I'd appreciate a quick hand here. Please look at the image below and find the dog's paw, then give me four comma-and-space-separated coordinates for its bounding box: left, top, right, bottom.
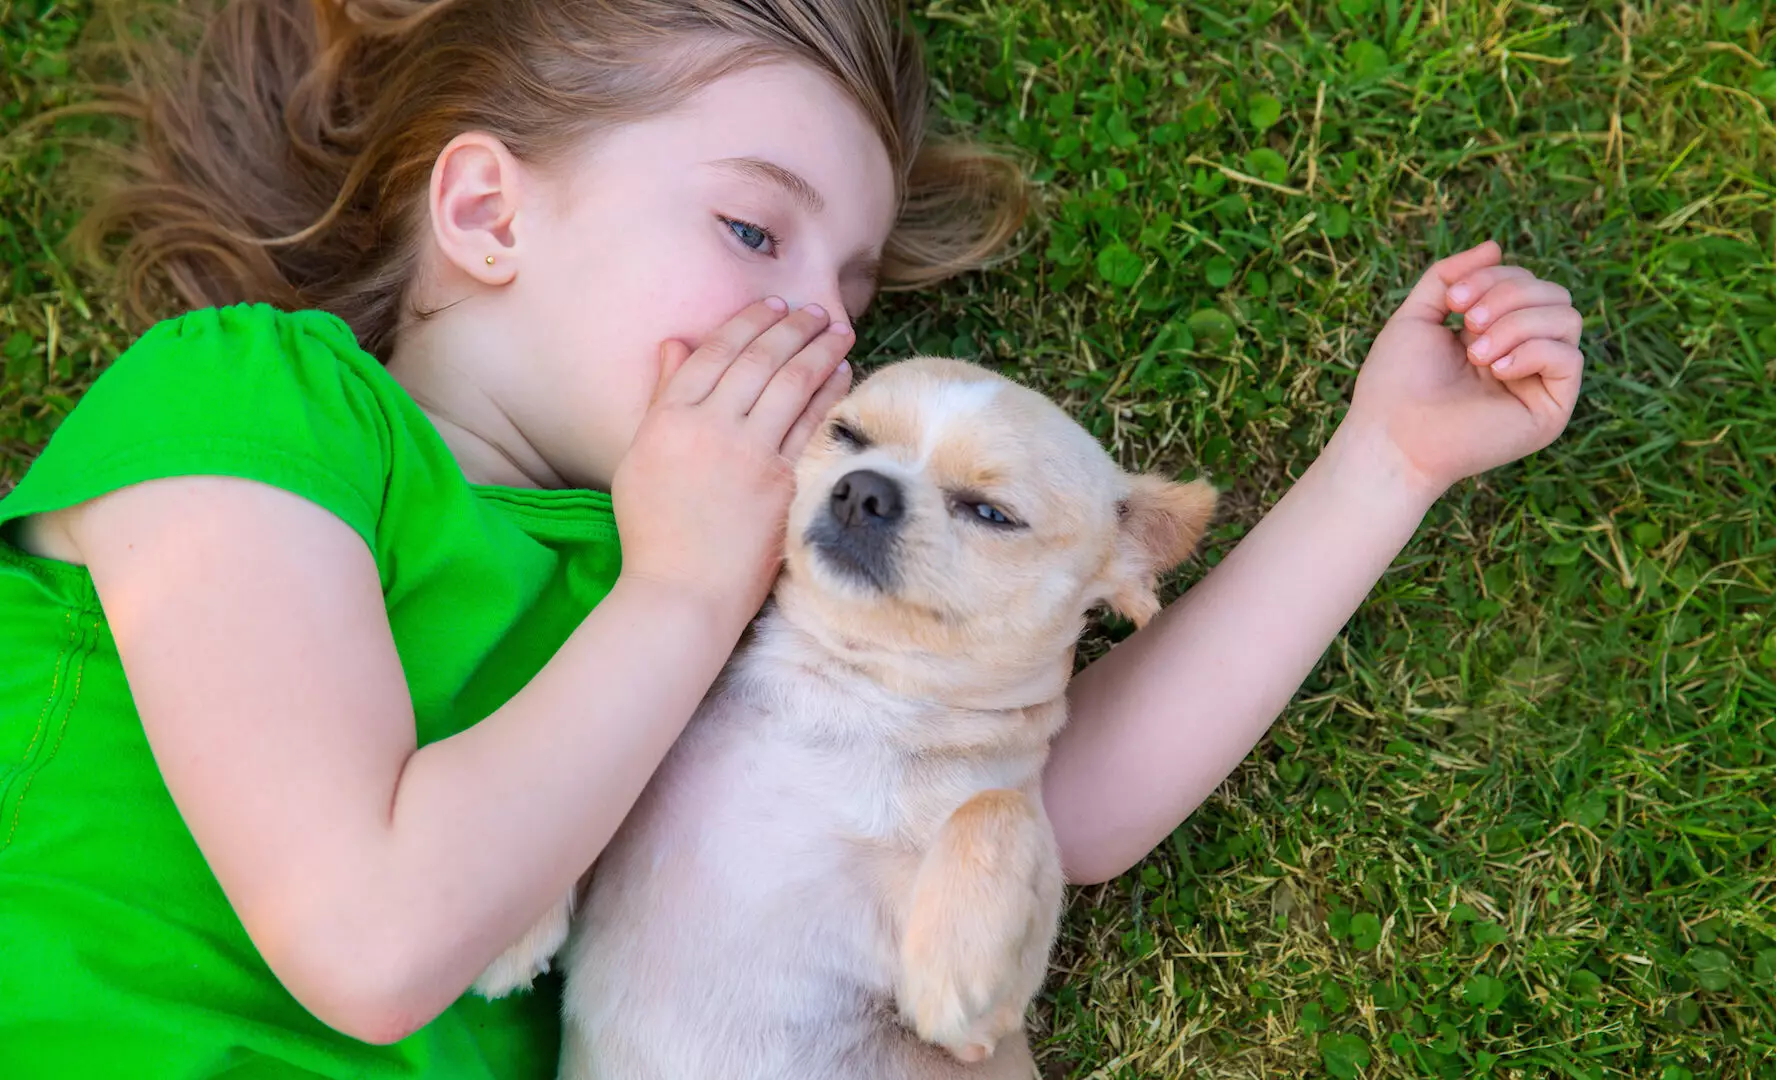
901, 965, 1025, 1063
470, 892, 574, 1000
897, 789, 1054, 1062
471, 947, 550, 1000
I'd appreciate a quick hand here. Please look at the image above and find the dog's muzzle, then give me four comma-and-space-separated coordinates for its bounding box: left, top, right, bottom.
804, 469, 904, 591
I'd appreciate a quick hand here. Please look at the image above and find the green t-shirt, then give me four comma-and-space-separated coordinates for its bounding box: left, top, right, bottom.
0, 305, 623, 1078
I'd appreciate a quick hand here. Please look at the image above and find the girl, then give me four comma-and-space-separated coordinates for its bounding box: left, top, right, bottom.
0, 0, 1584, 1076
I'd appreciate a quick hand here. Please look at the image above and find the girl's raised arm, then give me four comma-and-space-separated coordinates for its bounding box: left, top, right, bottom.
1047, 242, 1586, 884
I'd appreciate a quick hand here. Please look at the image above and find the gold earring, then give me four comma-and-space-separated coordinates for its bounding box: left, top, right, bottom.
485, 255, 496, 266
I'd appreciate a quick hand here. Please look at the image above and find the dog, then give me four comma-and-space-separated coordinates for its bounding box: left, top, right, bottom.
477, 356, 1218, 1078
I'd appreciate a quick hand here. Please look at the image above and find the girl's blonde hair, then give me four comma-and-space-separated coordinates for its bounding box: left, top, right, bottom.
79, 0, 1028, 358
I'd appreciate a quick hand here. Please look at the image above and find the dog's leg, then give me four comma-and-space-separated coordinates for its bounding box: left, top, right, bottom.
471, 889, 575, 999
896, 789, 1063, 1064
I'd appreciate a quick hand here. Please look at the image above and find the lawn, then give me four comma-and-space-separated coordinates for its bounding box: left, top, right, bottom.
4, 1, 1774, 1078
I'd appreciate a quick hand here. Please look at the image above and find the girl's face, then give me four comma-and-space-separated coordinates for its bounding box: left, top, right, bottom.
408, 61, 899, 492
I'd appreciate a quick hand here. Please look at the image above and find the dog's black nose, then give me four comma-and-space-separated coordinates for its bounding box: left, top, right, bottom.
831, 470, 904, 528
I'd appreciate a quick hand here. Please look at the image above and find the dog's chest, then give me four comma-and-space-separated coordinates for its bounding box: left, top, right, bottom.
708, 652, 1047, 849
563, 624, 1064, 1077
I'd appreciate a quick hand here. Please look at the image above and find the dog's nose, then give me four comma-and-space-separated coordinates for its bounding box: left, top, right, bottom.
830, 470, 904, 528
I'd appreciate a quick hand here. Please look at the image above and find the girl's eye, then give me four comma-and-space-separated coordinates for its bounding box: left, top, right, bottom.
722, 216, 778, 255
953, 498, 1021, 529
830, 421, 869, 450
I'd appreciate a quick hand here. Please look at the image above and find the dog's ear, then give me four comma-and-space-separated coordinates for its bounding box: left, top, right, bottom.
1103, 474, 1219, 627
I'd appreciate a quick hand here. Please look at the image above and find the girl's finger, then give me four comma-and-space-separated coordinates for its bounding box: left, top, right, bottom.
1444, 265, 1536, 313
658, 298, 794, 406
1461, 278, 1573, 334
779, 358, 855, 460
746, 323, 853, 442
1396, 240, 1503, 324
651, 340, 694, 404
1465, 305, 1583, 366
1489, 338, 1584, 419
705, 305, 839, 415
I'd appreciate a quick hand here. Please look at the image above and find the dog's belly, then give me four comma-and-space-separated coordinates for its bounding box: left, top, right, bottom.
558, 692, 922, 1080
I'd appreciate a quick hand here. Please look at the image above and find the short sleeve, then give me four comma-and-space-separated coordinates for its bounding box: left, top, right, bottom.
0, 304, 395, 552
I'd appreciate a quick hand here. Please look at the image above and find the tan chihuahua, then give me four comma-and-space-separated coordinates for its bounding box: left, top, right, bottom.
479, 357, 1217, 1079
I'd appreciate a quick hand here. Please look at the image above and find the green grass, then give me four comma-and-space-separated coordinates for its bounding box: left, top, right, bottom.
5, 1, 1775, 1078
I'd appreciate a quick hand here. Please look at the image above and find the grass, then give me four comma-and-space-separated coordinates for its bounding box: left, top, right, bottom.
4, 1, 1774, 1078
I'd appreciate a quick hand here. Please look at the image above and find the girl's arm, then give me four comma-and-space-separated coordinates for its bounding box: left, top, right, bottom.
68, 300, 853, 1044
1046, 242, 1586, 884
1049, 426, 1434, 884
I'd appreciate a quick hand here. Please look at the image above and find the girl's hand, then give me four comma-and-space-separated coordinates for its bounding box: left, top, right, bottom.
1345, 240, 1584, 499
611, 298, 854, 622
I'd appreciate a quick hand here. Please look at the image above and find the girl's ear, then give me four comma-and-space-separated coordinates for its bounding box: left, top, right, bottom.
429, 131, 525, 286
1102, 474, 1219, 627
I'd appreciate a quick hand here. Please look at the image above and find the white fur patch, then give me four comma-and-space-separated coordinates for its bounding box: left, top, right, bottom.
917, 379, 1001, 464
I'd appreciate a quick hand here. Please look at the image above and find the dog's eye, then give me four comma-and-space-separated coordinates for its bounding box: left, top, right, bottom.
953, 498, 1021, 529
829, 421, 870, 450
